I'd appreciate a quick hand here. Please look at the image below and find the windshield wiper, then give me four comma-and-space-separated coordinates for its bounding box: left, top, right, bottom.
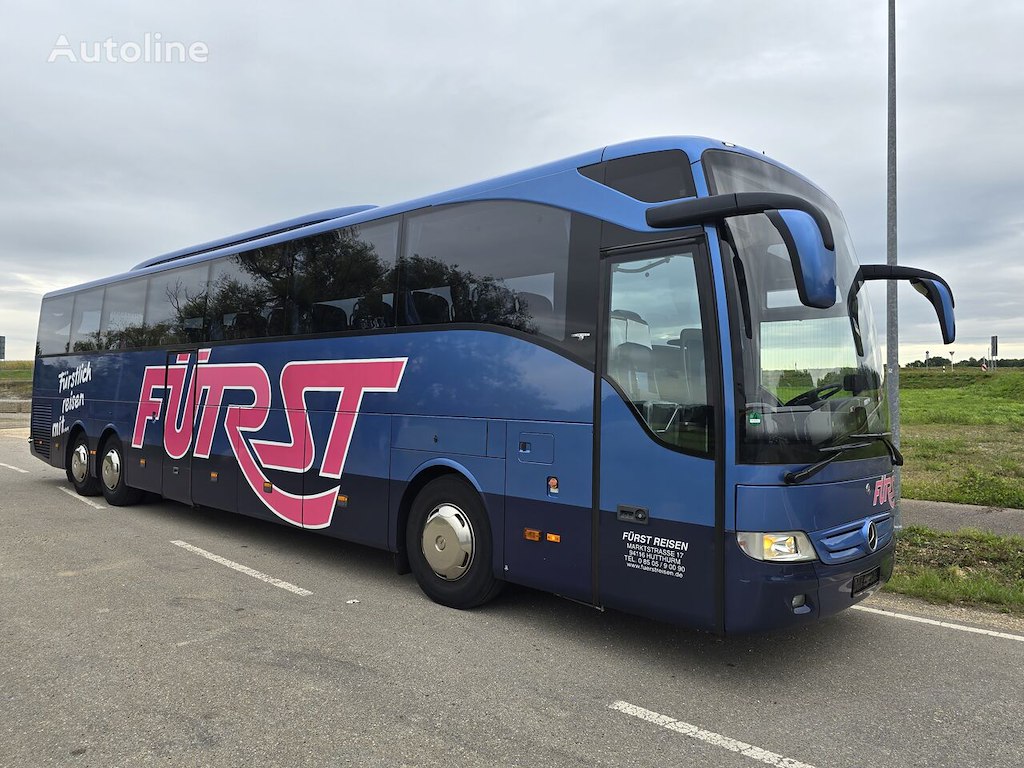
849, 432, 904, 466
783, 432, 904, 485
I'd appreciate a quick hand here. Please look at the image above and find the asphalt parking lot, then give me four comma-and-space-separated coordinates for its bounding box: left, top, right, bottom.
2, 428, 1022, 768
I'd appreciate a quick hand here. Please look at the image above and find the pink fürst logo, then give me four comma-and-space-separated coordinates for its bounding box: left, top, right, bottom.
872, 475, 895, 508
132, 350, 407, 529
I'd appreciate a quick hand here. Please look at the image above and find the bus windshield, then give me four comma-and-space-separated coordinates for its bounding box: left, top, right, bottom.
704, 150, 888, 464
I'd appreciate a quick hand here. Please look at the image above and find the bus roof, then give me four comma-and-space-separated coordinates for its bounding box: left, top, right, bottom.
43, 136, 820, 299
131, 205, 378, 271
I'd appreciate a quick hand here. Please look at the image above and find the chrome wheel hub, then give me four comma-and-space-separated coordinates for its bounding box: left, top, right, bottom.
101, 448, 121, 491
421, 503, 475, 581
70, 444, 89, 484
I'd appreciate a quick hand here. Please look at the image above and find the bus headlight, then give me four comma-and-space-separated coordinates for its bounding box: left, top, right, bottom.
736, 531, 818, 562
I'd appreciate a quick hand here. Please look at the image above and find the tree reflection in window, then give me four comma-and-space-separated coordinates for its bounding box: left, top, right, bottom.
208, 246, 291, 341
292, 219, 398, 334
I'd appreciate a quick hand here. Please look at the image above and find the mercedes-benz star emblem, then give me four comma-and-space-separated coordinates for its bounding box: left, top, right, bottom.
866, 521, 878, 552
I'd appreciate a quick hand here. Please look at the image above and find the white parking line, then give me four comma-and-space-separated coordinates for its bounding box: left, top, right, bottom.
58, 486, 105, 509
610, 700, 816, 768
171, 540, 312, 596
852, 604, 1024, 643
0, 462, 28, 474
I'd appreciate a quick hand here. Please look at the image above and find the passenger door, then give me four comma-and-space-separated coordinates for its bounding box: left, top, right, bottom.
597, 243, 722, 631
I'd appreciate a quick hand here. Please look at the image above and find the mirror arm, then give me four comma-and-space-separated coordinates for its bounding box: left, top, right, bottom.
646, 192, 835, 251
857, 264, 954, 304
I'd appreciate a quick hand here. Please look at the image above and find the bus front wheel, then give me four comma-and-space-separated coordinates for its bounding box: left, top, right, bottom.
98, 435, 143, 507
406, 476, 503, 609
66, 432, 100, 497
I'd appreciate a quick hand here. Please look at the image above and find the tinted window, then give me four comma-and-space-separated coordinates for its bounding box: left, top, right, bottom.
207, 246, 291, 340
100, 278, 147, 349
401, 202, 571, 341
580, 150, 695, 203
36, 295, 74, 356
69, 287, 105, 352
292, 219, 398, 334
145, 264, 211, 345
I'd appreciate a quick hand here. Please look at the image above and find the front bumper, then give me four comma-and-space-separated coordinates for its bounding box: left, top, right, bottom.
724, 535, 894, 634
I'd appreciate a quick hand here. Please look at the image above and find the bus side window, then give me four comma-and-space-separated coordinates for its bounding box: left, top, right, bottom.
291, 219, 398, 336
100, 278, 147, 349
207, 247, 289, 341
69, 287, 104, 353
36, 294, 74, 356
400, 201, 570, 342
145, 263, 211, 346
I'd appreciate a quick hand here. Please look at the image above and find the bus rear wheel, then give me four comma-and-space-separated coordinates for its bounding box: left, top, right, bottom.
66, 432, 100, 496
99, 435, 143, 507
406, 476, 503, 609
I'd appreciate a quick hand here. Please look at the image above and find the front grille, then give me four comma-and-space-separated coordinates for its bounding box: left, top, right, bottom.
30, 399, 52, 460
813, 513, 893, 565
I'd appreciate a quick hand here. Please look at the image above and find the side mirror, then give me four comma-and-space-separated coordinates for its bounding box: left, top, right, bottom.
858, 264, 956, 344
766, 209, 837, 310
646, 192, 837, 310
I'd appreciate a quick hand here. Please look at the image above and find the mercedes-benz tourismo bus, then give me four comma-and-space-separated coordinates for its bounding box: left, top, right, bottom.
30, 137, 955, 633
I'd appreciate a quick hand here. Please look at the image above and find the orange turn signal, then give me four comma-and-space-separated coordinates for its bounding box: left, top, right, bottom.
546, 532, 561, 543
524, 528, 541, 542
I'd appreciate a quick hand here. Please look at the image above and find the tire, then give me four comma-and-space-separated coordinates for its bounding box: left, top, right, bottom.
406, 476, 503, 609
98, 435, 143, 507
66, 431, 100, 496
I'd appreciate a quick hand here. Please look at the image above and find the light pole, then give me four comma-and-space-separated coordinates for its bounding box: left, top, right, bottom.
886, 0, 901, 528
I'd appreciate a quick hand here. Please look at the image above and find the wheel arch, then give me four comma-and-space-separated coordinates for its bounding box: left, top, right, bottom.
393, 458, 486, 557
97, 424, 121, 455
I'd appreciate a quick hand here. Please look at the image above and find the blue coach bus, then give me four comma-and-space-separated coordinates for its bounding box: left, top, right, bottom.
30, 137, 955, 633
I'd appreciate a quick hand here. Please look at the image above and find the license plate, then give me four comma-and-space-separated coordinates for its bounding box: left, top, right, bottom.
851, 566, 881, 596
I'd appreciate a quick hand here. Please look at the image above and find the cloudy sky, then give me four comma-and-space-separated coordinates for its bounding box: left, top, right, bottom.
1, 1, 1020, 362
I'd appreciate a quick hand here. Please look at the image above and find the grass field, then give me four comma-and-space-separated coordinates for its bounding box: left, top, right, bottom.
900, 368, 1024, 510
889, 525, 1024, 614
0, 360, 33, 399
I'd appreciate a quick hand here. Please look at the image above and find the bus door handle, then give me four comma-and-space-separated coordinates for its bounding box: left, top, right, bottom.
617, 505, 649, 524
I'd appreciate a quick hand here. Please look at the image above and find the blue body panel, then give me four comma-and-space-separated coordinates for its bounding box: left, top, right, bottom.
736, 475, 895, 535
33, 331, 599, 598
504, 420, 593, 601
598, 380, 718, 631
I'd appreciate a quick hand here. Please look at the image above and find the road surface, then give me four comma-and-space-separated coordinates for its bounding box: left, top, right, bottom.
1, 428, 1021, 767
